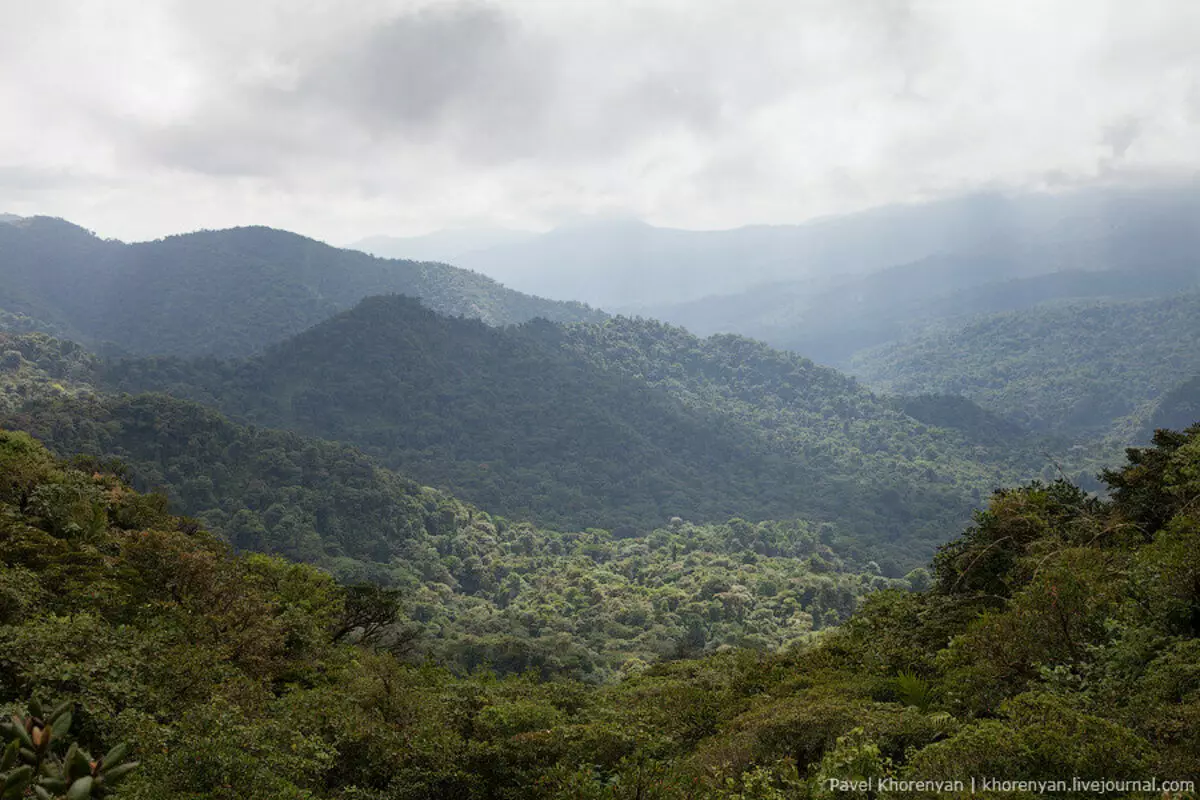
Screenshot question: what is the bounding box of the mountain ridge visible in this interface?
[0,217,604,358]
[98,294,1080,568]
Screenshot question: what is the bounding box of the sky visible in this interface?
[1,0,1198,243]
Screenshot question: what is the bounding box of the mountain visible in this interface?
[648,259,1199,367]
[98,295,1073,569]
[0,217,603,358]
[448,182,1200,311]
[348,227,536,262]
[850,292,1200,437]
[1,356,891,680]
[452,199,1015,309]
[631,197,1200,368]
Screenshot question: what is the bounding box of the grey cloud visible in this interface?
[125,1,748,177]
[1103,117,1142,160]
[124,1,553,175]
[295,3,546,135]
[0,166,106,193]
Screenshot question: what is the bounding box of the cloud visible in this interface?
[1102,117,1142,160]
[0,0,1199,241]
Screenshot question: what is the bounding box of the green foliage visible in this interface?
[5,354,1200,797]
[1148,373,1200,437]
[852,292,1200,437]
[0,698,137,799]
[0,217,603,359]
[892,671,932,712]
[0,334,97,415]
[99,297,1070,567]
[1,395,893,680]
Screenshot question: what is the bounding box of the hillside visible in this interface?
[0,333,98,412]
[0,402,891,681]
[1146,373,1200,438]
[98,296,1073,568]
[0,333,890,675]
[850,293,1200,437]
[0,217,603,358]
[4,420,1198,797]
[638,252,1200,368]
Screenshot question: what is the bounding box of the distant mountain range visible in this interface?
[0,217,602,357]
[348,227,536,264]
[347,182,1200,314]
[641,255,1200,367]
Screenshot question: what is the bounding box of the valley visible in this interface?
[2,187,1198,799]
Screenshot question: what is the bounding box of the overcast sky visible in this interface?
[1,0,1198,242]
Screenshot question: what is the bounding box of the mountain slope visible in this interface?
[1146,373,1200,438]
[0,217,603,358]
[5,421,1199,796]
[1,390,891,680]
[636,245,1200,368]
[850,293,1200,436]
[102,296,1066,568]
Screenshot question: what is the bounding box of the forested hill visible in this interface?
[1147,373,1200,437]
[637,255,1200,368]
[1,398,891,680]
[0,216,603,357]
[850,292,1200,437]
[4,418,1199,796]
[102,296,1066,568]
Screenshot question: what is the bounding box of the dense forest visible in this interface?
[93,297,1084,568]
[0,217,602,358]
[1,207,1196,799]
[4,423,1198,798]
[2,392,900,681]
[850,293,1200,437]
[1148,374,1200,438]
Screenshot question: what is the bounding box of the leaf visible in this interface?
[39,778,67,793]
[2,765,32,791]
[66,775,94,800]
[0,739,17,771]
[65,744,91,781]
[894,670,933,712]
[100,742,129,770]
[98,761,138,787]
[47,702,72,727]
[50,712,71,739]
[7,717,32,749]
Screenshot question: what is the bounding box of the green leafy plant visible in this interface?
[893,670,933,713]
[0,698,137,799]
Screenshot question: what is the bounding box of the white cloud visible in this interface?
[0,0,1197,242]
